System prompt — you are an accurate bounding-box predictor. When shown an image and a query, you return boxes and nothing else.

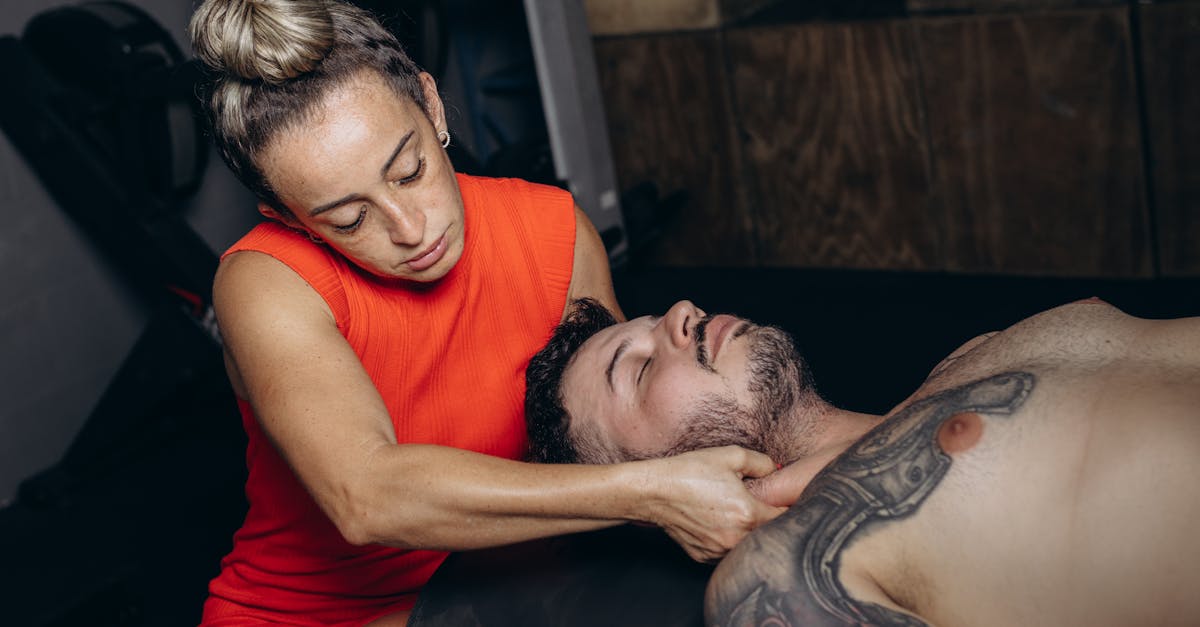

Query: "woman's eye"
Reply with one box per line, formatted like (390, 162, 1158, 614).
(333, 207, 367, 233)
(393, 157, 425, 185)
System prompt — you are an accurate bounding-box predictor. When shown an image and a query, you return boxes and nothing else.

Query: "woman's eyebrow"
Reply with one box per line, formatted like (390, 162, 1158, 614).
(606, 338, 631, 392)
(308, 130, 417, 217)
(309, 192, 362, 217)
(379, 130, 416, 177)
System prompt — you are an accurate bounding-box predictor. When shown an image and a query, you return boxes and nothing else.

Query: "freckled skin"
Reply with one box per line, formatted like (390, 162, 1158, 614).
(937, 413, 983, 454)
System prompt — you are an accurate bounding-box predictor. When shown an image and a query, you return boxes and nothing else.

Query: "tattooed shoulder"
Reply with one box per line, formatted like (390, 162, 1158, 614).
(706, 372, 1036, 627)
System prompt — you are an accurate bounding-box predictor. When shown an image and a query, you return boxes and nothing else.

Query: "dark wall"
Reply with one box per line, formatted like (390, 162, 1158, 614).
(594, 0, 1199, 277)
(0, 0, 259, 505)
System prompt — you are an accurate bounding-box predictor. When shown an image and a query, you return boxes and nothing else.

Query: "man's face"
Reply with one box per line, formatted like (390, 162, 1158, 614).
(559, 300, 803, 463)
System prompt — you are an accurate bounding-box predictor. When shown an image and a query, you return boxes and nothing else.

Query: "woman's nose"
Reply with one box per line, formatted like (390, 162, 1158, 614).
(379, 199, 425, 246)
(659, 300, 704, 349)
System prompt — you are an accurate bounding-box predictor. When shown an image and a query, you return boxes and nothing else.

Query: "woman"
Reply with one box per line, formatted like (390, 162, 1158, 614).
(190, 1, 782, 624)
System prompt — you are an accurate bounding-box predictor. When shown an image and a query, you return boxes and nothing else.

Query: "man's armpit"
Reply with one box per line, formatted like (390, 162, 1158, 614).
(924, 331, 1000, 384)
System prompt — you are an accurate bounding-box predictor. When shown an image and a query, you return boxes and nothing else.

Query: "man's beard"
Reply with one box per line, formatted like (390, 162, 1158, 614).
(652, 321, 819, 463)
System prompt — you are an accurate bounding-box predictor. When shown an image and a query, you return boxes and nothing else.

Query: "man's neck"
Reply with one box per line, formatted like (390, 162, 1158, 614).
(751, 405, 885, 507)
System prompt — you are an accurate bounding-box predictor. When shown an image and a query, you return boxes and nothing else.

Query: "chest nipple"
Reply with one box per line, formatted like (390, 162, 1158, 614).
(937, 412, 984, 454)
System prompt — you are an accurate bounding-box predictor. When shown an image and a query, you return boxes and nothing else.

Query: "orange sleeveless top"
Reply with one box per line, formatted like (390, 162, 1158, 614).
(202, 174, 576, 625)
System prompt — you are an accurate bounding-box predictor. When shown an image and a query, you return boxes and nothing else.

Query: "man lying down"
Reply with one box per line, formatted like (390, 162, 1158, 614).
(531, 296, 1200, 626)
(412, 296, 1200, 626)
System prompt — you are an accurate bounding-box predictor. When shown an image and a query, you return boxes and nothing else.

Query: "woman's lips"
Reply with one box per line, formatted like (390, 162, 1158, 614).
(405, 234, 448, 271)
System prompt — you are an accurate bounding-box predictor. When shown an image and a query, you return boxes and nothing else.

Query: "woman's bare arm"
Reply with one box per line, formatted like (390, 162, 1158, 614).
(566, 205, 625, 321)
(214, 251, 778, 561)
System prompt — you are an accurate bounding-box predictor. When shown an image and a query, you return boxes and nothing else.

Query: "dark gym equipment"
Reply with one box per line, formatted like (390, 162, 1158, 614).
(0, 2, 223, 510)
(0, 4, 244, 625)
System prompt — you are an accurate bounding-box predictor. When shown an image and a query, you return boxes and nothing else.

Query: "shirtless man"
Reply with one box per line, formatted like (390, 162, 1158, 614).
(522, 297, 1200, 626)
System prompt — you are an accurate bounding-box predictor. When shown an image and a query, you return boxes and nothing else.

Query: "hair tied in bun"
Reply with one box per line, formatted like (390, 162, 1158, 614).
(189, 0, 335, 84)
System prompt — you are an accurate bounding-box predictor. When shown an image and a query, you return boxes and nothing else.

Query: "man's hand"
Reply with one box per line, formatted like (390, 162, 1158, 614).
(637, 446, 786, 563)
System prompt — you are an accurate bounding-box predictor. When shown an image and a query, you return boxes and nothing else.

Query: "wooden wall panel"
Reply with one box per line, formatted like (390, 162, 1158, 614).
(585, 0, 781, 35)
(907, 0, 1121, 15)
(1141, 2, 1200, 276)
(725, 22, 941, 269)
(594, 33, 757, 266)
(916, 9, 1151, 276)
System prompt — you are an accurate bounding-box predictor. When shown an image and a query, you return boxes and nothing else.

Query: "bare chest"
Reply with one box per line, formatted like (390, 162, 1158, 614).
(849, 306, 1200, 626)
(708, 303, 1200, 626)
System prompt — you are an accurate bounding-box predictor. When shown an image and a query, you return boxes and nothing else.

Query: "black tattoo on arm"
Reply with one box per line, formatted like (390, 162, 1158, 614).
(706, 372, 1036, 627)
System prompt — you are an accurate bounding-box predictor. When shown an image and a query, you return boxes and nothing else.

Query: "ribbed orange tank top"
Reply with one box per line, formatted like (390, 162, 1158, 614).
(202, 174, 576, 626)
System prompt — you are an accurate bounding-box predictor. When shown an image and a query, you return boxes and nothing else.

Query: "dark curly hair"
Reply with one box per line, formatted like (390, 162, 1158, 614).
(525, 298, 618, 464)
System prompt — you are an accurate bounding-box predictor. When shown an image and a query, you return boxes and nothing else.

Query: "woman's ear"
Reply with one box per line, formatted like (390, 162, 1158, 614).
(258, 202, 304, 229)
(258, 202, 286, 222)
(259, 202, 321, 242)
(418, 71, 447, 133)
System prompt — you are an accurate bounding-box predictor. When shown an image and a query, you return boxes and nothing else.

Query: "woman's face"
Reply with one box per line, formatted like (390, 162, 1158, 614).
(259, 70, 464, 282)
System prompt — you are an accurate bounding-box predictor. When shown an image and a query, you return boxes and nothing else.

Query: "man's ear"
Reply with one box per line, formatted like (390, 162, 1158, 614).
(418, 71, 447, 133)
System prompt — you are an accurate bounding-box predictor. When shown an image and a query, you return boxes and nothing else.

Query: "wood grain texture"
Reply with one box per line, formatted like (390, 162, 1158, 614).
(585, 0, 781, 35)
(725, 21, 941, 269)
(1140, 2, 1200, 276)
(916, 8, 1151, 276)
(907, 0, 1123, 15)
(594, 32, 757, 266)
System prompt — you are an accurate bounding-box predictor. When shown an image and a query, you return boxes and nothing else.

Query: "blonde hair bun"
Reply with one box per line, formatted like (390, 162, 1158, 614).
(189, 0, 335, 84)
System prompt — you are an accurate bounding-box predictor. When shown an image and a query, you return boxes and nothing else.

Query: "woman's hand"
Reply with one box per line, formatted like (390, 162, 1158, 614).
(635, 446, 786, 563)
(743, 452, 829, 508)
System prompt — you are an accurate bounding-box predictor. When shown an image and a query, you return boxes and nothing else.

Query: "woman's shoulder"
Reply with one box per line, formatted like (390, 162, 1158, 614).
(223, 222, 346, 278)
(225, 221, 312, 257)
(456, 173, 573, 211)
(458, 174, 576, 249)
(213, 248, 331, 325)
(217, 223, 350, 326)
(215, 246, 321, 304)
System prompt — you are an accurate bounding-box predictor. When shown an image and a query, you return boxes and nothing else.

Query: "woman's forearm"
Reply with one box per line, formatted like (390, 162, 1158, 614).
(336, 443, 647, 549)
(334, 443, 782, 564)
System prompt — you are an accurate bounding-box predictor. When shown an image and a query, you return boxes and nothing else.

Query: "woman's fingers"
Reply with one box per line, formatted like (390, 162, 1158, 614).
(645, 446, 787, 563)
(723, 445, 779, 480)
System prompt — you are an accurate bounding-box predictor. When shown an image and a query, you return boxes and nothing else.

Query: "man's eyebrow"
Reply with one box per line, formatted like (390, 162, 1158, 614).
(307, 130, 416, 217)
(606, 338, 631, 392)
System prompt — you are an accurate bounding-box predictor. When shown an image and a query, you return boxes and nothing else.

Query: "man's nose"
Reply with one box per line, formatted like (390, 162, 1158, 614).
(659, 300, 705, 349)
(378, 198, 425, 246)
